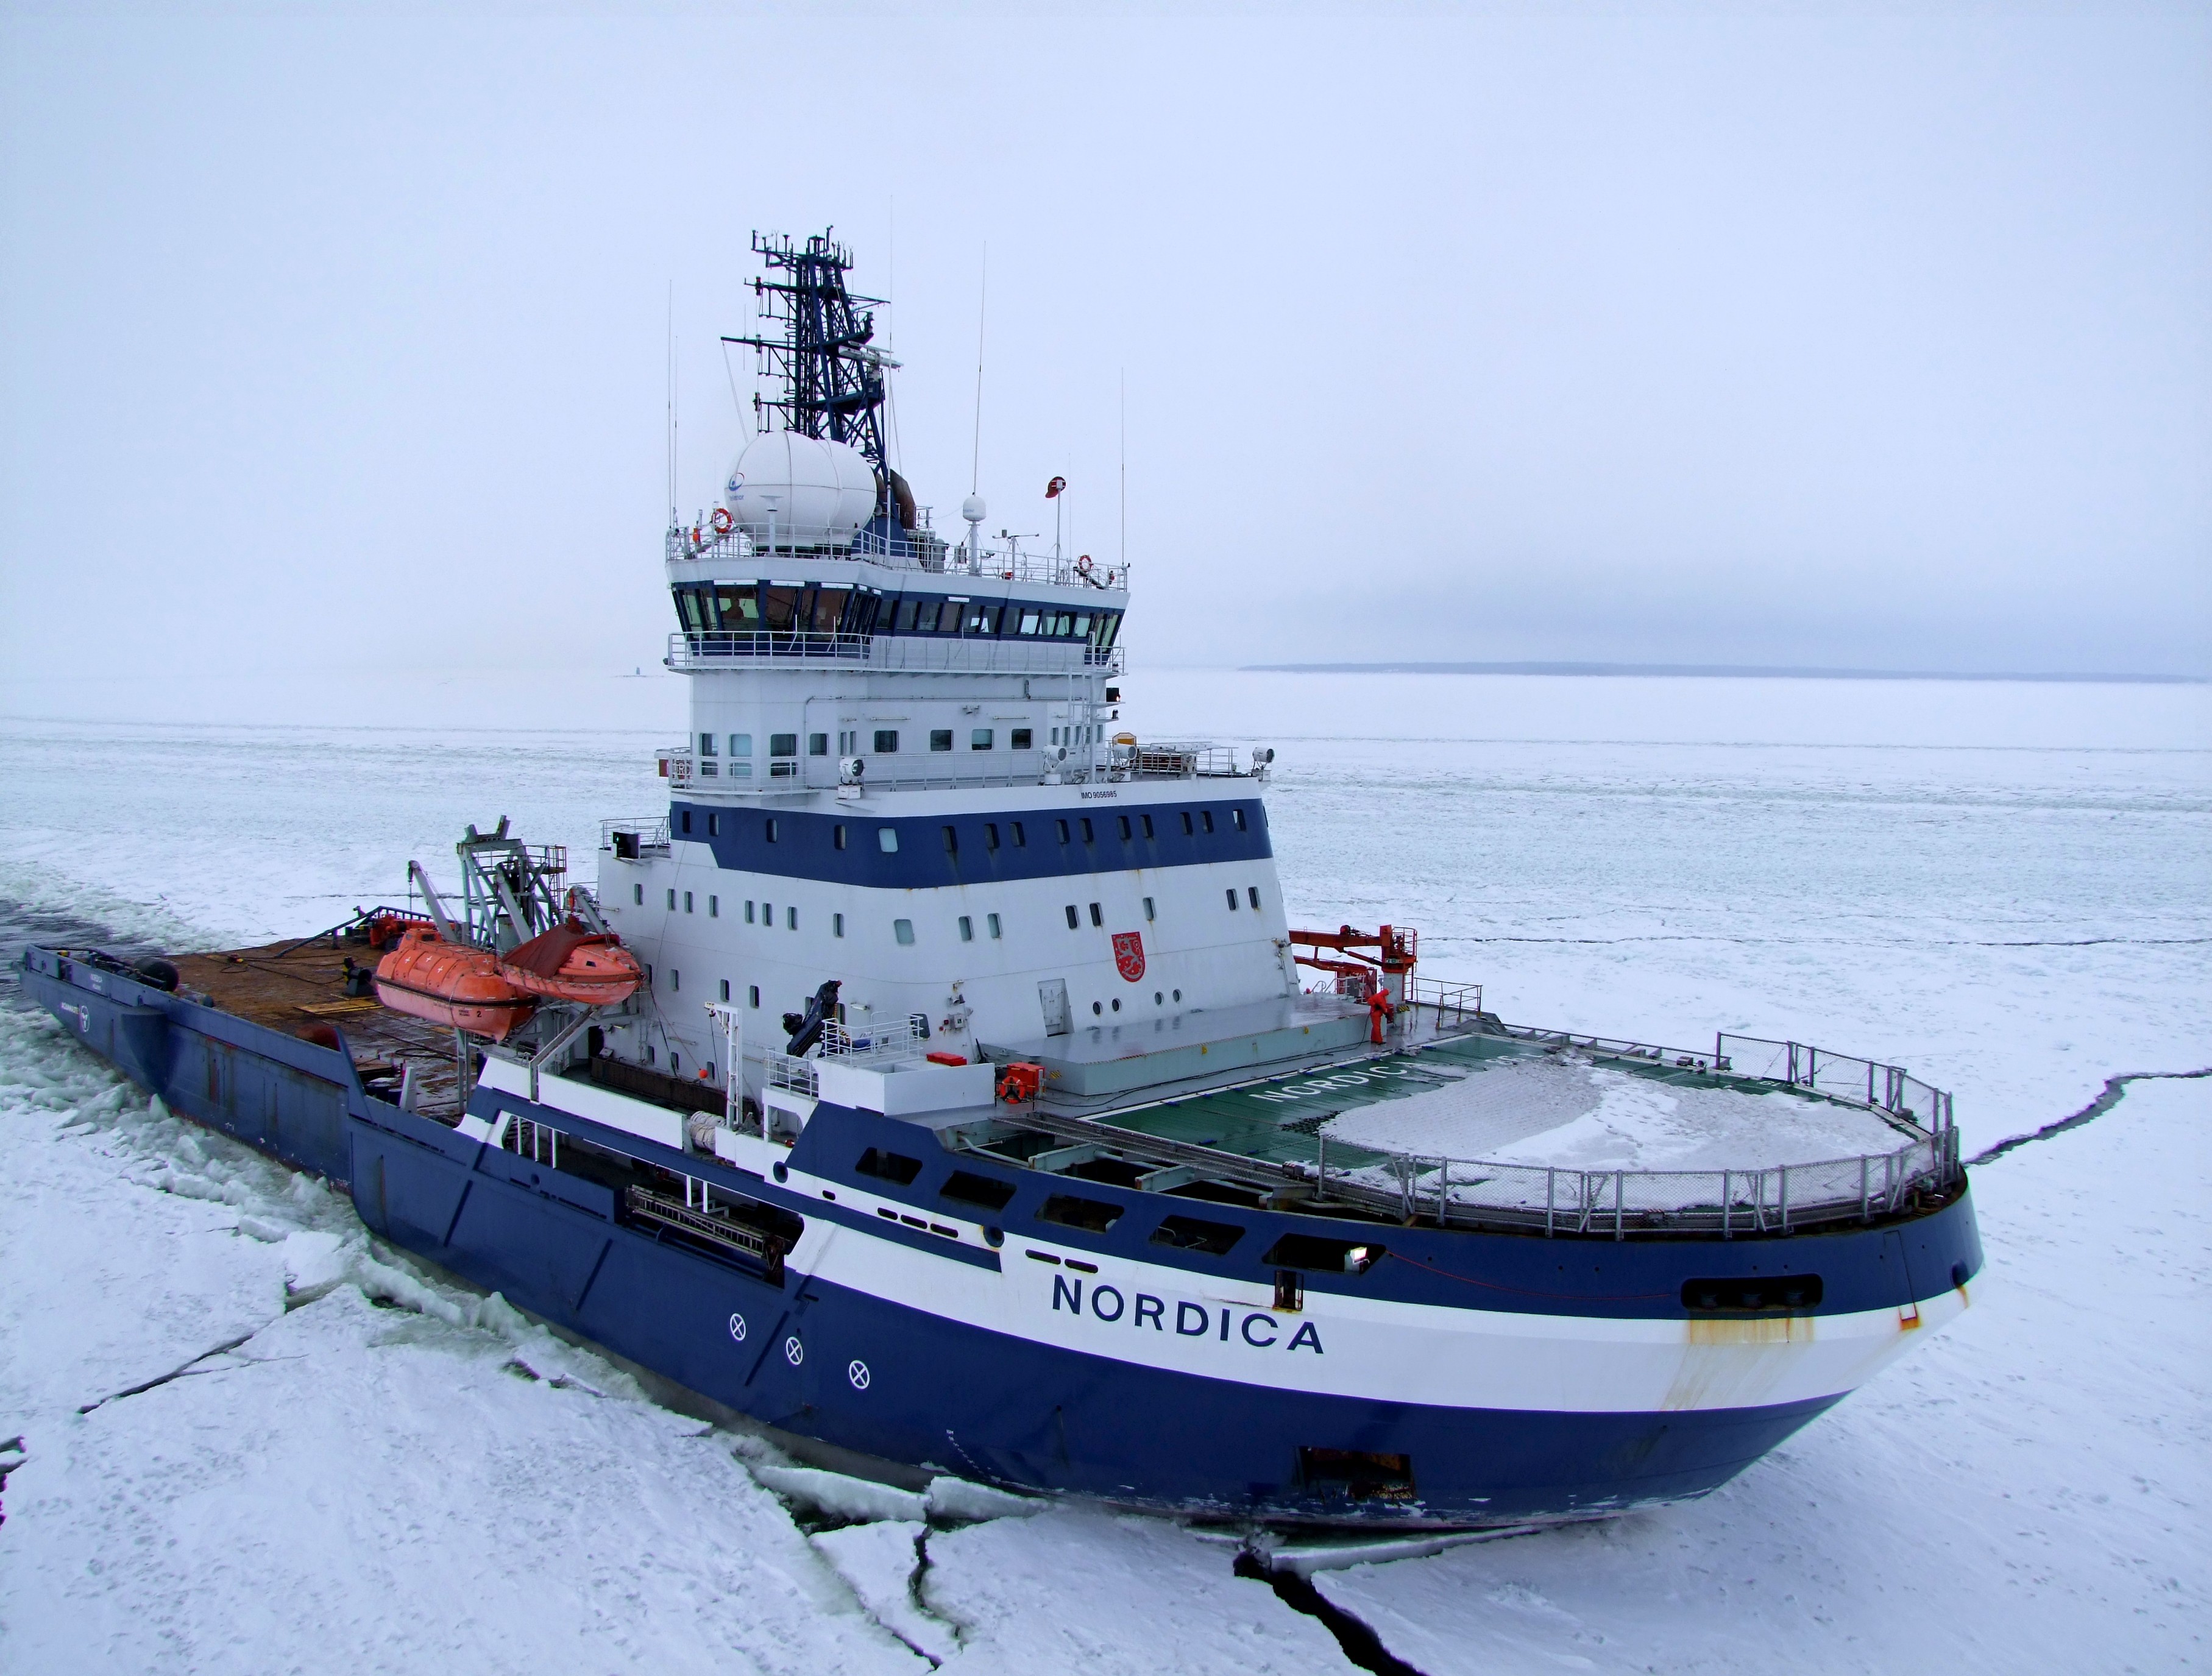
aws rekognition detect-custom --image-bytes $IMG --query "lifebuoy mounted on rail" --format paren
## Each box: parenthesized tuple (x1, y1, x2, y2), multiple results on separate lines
(711, 507, 734, 536)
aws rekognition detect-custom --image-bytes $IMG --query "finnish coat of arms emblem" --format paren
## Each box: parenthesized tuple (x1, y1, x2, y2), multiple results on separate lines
(1112, 932, 1146, 981)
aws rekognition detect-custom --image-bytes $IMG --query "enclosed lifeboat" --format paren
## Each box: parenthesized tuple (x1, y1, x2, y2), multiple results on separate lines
(373, 927, 536, 1041)
(372, 919, 643, 1041)
(496, 919, 643, 1006)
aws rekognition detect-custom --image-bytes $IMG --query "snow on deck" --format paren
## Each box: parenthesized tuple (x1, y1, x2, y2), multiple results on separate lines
(1320, 1048, 1915, 1170)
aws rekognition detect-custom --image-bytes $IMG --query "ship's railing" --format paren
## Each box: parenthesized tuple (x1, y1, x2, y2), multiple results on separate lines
(821, 1016, 928, 1066)
(668, 524, 1131, 592)
(1102, 740, 1265, 781)
(1406, 978, 1484, 1025)
(1715, 1033, 1952, 1131)
(598, 816, 670, 856)
(1310, 1126, 1964, 1239)
(665, 630, 1122, 675)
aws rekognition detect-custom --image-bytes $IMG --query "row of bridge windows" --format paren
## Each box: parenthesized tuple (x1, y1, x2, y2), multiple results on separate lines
(673, 805, 1253, 849)
(674, 582, 1123, 648)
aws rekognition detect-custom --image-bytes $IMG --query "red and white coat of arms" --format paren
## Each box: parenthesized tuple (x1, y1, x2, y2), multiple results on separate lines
(1111, 932, 1146, 981)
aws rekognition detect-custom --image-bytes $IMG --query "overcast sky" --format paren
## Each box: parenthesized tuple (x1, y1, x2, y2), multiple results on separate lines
(4, 2, 2207, 690)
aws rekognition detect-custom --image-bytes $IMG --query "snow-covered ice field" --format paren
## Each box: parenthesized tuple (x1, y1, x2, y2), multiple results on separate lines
(1, 670, 2207, 1673)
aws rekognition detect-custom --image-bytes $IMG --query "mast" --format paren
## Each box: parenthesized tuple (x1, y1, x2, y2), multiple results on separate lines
(723, 230, 891, 475)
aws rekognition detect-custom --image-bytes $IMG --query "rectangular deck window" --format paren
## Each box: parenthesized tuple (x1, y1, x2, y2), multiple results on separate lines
(809, 732, 829, 755)
(1088, 902, 1103, 927)
(834, 824, 848, 849)
(834, 913, 845, 938)
(895, 919, 915, 946)
(971, 728, 993, 751)
(874, 730, 899, 753)
(931, 729, 953, 752)
(879, 827, 899, 852)
(959, 916, 974, 942)
(718, 979, 730, 1001)
(1249, 887, 1261, 910)
(1011, 727, 1033, 749)
(1143, 897, 1155, 921)
(987, 913, 1002, 939)
(746, 900, 756, 924)
(1064, 905, 1080, 929)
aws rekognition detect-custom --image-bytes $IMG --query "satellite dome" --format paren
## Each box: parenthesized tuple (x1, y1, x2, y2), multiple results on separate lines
(961, 494, 987, 525)
(722, 432, 877, 547)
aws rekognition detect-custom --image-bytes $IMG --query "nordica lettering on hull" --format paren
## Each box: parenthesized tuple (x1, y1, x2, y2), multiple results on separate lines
(1051, 1273, 1325, 1352)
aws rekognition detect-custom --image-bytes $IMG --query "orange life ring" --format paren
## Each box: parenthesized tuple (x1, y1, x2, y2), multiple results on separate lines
(711, 507, 734, 536)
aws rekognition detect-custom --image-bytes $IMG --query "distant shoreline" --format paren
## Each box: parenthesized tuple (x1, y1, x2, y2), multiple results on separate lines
(1241, 661, 2206, 685)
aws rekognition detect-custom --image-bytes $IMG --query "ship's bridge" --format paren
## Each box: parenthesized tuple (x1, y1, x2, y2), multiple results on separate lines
(664, 525, 1127, 674)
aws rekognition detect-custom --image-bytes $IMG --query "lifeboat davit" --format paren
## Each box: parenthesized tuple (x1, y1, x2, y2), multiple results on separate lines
(372, 927, 536, 1041)
(496, 919, 643, 1006)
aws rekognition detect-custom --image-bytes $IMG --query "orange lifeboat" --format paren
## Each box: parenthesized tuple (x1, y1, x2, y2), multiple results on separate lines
(372, 927, 536, 1041)
(497, 920, 643, 1006)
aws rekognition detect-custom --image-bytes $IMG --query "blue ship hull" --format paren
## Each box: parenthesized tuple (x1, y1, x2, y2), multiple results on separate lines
(21, 946, 1982, 1527)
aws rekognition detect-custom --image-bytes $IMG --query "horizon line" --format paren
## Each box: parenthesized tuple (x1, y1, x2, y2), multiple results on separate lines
(1240, 660, 2207, 685)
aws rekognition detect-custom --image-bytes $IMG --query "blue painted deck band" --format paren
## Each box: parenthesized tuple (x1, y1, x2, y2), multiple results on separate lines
(665, 798, 1272, 888)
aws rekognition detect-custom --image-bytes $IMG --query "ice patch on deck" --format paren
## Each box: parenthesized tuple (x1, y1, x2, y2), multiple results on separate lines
(1322, 1052, 1912, 1169)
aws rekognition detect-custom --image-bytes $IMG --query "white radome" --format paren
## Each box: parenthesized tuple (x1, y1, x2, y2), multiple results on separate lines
(722, 431, 877, 545)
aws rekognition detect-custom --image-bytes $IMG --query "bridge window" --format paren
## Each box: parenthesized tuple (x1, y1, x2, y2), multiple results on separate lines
(1018, 610, 1042, 635)
(760, 585, 803, 631)
(985, 822, 1000, 850)
(972, 728, 993, 751)
(1140, 813, 1154, 838)
(1232, 807, 1247, 831)
(1011, 728, 1033, 750)
(963, 603, 999, 635)
(1117, 815, 1132, 840)
(878, 827, 898, 852)
(1180, 811, 1194, 835)
(1010, 821, 1026, 846)
(1080, 818, 1094, 843)
(1201, 810, 1215, 834)
(943, 825, 959, 853)
(812, 587, 850, 634)
(874, 729, 899, 753)
(931, 730, 953, 752)
(714, 584, 759, 626)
